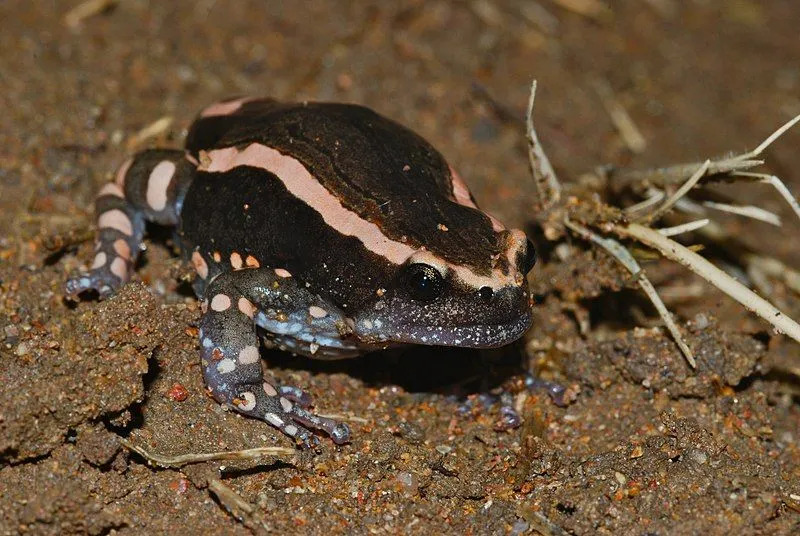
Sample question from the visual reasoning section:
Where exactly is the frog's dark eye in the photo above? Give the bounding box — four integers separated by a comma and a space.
479, 286, 494, 301
405, 263, 444, 302
523, 239, 537, 274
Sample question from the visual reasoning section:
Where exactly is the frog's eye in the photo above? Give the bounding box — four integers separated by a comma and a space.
523, 239, 537, 274
405, 263, 444, 302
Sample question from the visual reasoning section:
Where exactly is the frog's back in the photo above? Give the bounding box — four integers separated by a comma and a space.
179, 99, 503, 309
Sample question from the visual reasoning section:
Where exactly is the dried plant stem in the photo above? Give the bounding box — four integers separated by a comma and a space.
657, 219, 709, 237
612, 222, 800, 344
119, 438, 295, 469
564, 218, 696, 367
701, 201, 781, 226
744, 254, 800, 296
593, 78, 647, 153
640, 160, 710, 223
732, 172, 800, 224
527, 80, 561, 209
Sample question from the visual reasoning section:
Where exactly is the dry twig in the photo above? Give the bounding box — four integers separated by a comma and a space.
119, 438, 296, 469
564, 218, 696, 367
611, 223, 800, 345
64, 0, 117, 28
127, 116, 174, 149
639, 160, 710, 223
547, 0, 613, 22
701, 201, 781, 227
526, 81, 800, 364
527, 81, 562, 210
593, 78, 647, 154
657, 219, 709, 237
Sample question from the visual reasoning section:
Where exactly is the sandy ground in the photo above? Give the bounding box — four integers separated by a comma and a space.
1, 1, 799, 534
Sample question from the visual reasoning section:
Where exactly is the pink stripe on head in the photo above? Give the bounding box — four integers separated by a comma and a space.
115, 158, 134, 188
202, 144, 417, 265
199, 97, 254, 118
448, 166, 505, 232
146, 160, 176, 211
448, 166, 479, 209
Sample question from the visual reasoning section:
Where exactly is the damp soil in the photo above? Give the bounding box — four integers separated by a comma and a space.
1, 1, 800, 535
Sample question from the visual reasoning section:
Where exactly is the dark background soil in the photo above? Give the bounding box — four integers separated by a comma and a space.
1, 1, 799, 534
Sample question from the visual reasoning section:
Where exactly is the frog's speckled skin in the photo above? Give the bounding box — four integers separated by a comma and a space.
66, 98, 536, 447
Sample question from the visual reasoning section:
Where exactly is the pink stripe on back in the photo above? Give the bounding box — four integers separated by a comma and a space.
199, 97, 254, 118
202, 144, 417, 265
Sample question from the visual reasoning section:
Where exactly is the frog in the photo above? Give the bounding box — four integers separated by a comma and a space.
65, 97, 537, 447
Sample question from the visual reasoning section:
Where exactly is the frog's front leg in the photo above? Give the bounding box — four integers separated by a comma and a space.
199, 268, 353, 447
65, 149, 194, 298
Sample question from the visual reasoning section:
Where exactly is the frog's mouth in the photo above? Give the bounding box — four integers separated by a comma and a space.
352, 302, 532, 349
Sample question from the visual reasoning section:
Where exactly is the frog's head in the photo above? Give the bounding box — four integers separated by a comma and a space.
351, 222, 536, 349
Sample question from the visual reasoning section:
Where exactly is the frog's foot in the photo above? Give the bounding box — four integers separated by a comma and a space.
524, 374, 573, 407
199, 267, 352, 447
222, 380, 351, 448
65, 244, 132, 299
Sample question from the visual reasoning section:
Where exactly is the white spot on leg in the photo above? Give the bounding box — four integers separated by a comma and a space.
202, 337, 214, 348
265, 412, 284, 427
263, 382, 278, 396
146, 160, 176, 211
98, 209, 133, 236
238, 345, 260, 364
274, 268, 292, 278
216, 358, 236, 374
110, 257, 128, 280
192, 251, 209, 279
211, 294, 231, 312
98, 183, 125, 198
237, 391, 256, 411
308, 306, 327, 318
113, 239, 131, 260
284, 424, 298, 436
279, 397, 293, 412
238, 297, 256, 318
91, 252, 107, 269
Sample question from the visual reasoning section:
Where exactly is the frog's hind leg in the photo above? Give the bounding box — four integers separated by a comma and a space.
198, 268, 352, 447
65, 149, 194, 298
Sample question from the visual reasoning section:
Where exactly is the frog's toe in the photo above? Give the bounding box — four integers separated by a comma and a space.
277, 397, 351, 447
65, 268, 123, 300
278, 385, 313, 407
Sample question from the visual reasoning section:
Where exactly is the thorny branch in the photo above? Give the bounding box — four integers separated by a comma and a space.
526, 80, 800, 365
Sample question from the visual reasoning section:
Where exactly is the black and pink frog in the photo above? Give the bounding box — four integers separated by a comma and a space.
66, 98, 536, 447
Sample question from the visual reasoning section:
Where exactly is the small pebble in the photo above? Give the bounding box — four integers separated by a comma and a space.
435, 444, 452, 455
166, 383, 190, 402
